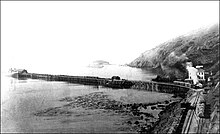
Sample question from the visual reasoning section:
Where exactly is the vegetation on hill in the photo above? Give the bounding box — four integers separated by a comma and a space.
129, 24, 219, 83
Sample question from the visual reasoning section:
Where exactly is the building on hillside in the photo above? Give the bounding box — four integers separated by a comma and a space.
185, 62, 206, 85
196, 66, 205, 80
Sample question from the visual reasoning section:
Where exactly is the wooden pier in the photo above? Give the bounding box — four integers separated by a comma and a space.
17, 72, 191, 96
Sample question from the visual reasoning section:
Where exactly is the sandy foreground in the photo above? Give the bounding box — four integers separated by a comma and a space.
1, 77, 180, 133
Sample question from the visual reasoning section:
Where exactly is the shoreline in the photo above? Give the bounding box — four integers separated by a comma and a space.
3, 72, 190, 133
33, 91, 182, 133
148, 100, 184, 133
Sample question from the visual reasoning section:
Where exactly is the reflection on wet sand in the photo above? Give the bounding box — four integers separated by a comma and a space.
1, 75, 178, 133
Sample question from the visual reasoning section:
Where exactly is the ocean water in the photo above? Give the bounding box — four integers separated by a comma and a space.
24, 64, 157, 81
1, 65, 174, 133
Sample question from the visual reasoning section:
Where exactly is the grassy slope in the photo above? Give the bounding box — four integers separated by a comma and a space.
129, 24, 219, 81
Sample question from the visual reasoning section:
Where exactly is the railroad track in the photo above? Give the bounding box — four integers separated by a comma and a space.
181, 90, 201, 133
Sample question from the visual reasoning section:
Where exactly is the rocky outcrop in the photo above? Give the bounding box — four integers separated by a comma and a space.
149, 101, 183, 133
129, 24, 219, 81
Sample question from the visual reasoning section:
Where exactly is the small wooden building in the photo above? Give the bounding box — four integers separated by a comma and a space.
17, 69, 28, 74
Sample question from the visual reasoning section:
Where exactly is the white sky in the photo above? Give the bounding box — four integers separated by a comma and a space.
1, 1, 219, 72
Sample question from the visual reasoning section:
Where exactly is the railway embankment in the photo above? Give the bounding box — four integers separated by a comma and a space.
198, 82, 219, 133
150, 82, 219, 134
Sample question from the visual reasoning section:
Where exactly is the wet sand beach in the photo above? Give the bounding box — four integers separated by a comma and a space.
1, 76, 180, 133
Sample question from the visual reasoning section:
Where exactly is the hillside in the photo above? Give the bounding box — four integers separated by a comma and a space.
129, 24, 219, 82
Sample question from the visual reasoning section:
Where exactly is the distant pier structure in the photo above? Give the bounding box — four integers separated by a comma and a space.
16, 70, 192, 97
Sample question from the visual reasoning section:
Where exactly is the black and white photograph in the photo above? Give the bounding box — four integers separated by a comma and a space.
1, 1, 219, 133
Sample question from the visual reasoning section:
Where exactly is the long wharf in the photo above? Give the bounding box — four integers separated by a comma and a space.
17, 72, 191, 97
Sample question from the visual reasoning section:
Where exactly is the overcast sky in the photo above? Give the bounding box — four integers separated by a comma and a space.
1, 1, 219, 72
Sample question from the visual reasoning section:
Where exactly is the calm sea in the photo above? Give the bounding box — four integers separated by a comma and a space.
1, 65, 173, 133
23, 64, 157, 81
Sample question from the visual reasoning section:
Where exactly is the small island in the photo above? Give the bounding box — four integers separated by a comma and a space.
93, 60, 110, 65
88, 60, 110, 68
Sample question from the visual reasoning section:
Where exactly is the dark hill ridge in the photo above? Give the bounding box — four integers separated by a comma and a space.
129, 24, 219, 82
